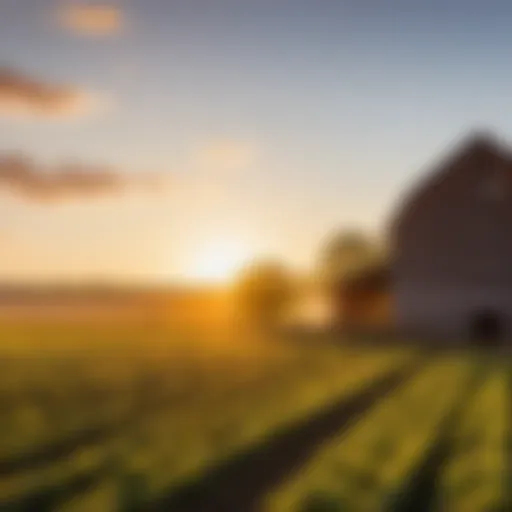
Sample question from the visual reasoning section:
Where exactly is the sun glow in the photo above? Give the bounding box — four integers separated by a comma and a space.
189, 239, 252, 283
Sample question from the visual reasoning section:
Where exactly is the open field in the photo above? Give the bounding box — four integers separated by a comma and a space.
0, 315, 510, 512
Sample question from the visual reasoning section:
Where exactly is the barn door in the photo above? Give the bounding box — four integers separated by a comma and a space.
470, 309, 503, 346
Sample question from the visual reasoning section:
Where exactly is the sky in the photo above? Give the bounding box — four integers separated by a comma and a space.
3, 0, 512, 283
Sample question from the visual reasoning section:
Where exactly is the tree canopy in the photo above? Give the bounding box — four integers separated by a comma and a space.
233, 260, 294, 328
318, 230, 384, 285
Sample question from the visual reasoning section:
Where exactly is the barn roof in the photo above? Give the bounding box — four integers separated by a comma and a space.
388, 129, 512, 240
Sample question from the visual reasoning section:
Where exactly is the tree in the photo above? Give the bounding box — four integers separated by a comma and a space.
233, 260, 294, 328
318, 230, 381, 286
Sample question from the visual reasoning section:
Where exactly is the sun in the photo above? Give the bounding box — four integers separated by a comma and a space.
189, 239, 251, 283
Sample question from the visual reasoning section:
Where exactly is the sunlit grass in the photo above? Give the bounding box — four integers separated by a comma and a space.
0, 318, 412, 509
437, 369, 509, 511
1, 316, 510, 511
266, 358, 474, 511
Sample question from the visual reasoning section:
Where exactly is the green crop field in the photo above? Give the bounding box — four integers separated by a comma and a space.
0, 319, 509, 512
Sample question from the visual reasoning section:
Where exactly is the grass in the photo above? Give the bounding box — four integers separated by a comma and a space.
265, 358, 474, 511
0, 319, 411, 511
437, 369, 509, 511
0, 317, 510, 511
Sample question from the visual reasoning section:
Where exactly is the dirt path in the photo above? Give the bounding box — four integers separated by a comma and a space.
147, 361, 422, 512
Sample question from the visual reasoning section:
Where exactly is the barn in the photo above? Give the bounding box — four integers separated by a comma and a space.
390, 130, 512, 343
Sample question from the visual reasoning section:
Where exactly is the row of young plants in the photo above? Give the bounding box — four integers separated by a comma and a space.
1, 343, 412, 510
265, 357, 474, 511
106, 345, 413, 510
435, 368, 509, 511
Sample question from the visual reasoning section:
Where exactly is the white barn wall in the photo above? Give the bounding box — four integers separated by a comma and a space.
394, 281, 512, 340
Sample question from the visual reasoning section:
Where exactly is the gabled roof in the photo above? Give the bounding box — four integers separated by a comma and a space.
388, 129, 512, 239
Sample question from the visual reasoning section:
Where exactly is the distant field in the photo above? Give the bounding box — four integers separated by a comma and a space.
0, 316, 508, 512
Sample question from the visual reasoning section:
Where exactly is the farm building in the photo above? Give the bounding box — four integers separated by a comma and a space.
342, 130, 512, 343
334, 264, 392, 332
393, 131, 512, 342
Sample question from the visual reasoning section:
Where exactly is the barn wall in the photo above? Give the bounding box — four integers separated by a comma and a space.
392, 137, 512, 342
395, 281, 512, 340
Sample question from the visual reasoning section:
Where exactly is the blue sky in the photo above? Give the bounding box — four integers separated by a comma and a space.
2, 0, 512, 282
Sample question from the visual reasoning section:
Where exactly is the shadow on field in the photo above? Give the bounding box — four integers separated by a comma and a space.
0, 369, 201, 512
0, 368, 178, 476
1, 463, 111, 512
281, 361, 489, 512
387, 365, 488, 512
143, 361, 422, 512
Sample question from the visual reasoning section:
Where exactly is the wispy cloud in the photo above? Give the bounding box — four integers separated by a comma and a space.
58, 2, 124, 37
0, 67, 101, 119
0, 153, 167, 203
